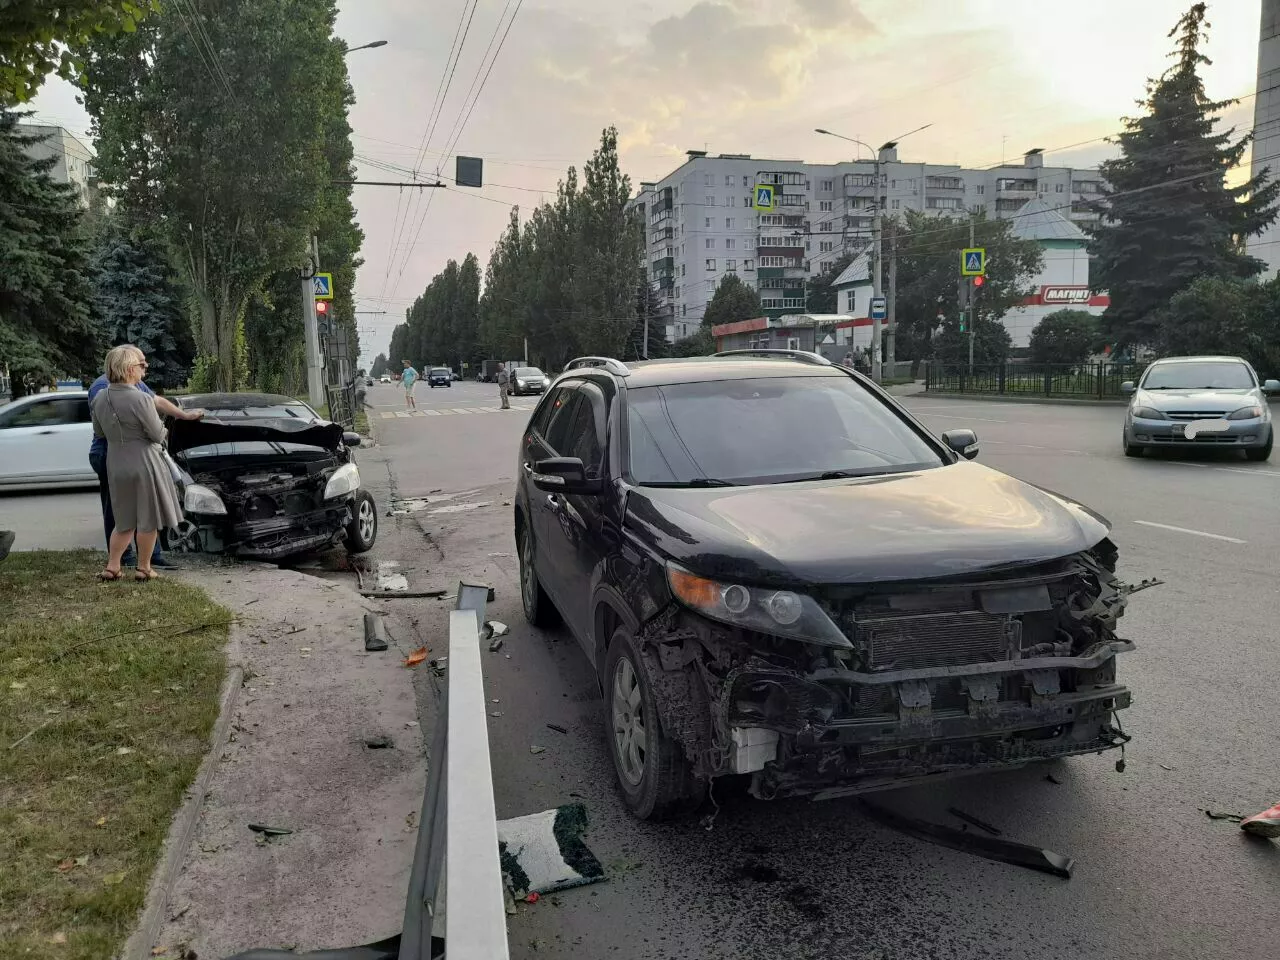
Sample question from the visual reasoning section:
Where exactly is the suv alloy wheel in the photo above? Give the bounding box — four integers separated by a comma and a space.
517, 522, 558, 627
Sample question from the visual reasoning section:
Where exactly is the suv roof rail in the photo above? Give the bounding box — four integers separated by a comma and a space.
712, 348, 832, 366
564, 356, 631, 376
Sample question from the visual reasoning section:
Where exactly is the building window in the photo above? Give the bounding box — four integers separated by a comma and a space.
891, 199, 900, 209
726, 259, 737, 271
725, 217, 734, 229
680, 243, 685, 255
705, 258, 716, 271
706, 238, 715, 249
724, 238, 735, 250
890, 180, 896, 189
724, 175, 734, 187
819, 221, 832, 232
805, 241, 811, 252
705, 217, 711, 228
976, 184, 985, 195
744, 259, 755, 271
704, 174, 713, 186
706, 195, 715, 206
682, 304, 687, 316
743, 196, 752, 207
819, 200, 832, 212
681, 263, 686, 276
820, 179, 833, 191
1056, 183, 1064, 192
820, 241, 833, 252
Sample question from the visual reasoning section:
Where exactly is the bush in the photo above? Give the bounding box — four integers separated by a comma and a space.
1028, 310, 1101, 365
931, 318, 1011, 366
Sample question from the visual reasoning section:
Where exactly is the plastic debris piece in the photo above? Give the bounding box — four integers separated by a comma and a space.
488, 637, 505, 652
404, 647, 428, 667
546, 723, 568, 735
1203, 809, 1246, 823
947, 807, 1002, 836
484, 620, 510, 638
247, 823, 293, 836
490, 711, 503, 718
363, 612, 389, 652
529, 745, 546, 755
525, 892, 540, 903
364, 735, 394, 749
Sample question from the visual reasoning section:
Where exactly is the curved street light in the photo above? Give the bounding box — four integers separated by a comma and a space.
346, 40, 388, 54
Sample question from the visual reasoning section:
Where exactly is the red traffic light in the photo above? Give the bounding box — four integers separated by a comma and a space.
315, 299, 329, 314
972, 275, 985, 287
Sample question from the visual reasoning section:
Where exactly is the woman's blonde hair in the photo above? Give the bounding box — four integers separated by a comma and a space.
105, 344, 144, 384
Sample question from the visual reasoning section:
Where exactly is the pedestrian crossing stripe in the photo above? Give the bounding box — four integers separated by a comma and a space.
379, 405, 536, 419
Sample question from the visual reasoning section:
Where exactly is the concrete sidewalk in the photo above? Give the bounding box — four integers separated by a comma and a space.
134, 565, 427, 960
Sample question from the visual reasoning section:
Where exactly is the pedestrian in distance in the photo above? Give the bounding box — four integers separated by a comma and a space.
90, 345, 186, 582
401, 360, 419, 410
496, 362, 511, 409
87, 344, 202, 569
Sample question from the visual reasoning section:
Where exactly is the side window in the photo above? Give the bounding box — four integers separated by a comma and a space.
566, 383, 605, 476
543, 389, 585, 454
0, 398, 68, 428
529, 386, 571, 440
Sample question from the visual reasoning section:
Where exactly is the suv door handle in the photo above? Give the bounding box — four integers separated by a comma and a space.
523, 462, 533, 473
546, 493, 562, 510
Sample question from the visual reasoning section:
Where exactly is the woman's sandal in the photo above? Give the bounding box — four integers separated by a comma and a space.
97, 569, 122, 582
134, 569, 161, 581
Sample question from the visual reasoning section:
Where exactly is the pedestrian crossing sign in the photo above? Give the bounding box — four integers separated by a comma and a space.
312, 272, 334, 300
961, 248, 986, 277
753, 184, 775, 211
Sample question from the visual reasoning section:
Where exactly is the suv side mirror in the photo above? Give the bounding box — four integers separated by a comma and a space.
533, 457, 602, 495
941, 428, 980, 460
343, 431, 362, 447
1120, 381, 1136, 394
1263, 379, 1280, 395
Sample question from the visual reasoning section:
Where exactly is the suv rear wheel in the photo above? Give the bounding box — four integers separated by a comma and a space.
604, 627, 705, 821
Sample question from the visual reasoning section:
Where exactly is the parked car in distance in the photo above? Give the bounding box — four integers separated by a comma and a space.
166, 393, 377, 561
380, 375, 392, 384
427, 367, 453, 388
515, 352, 1137, 820
365, 377, 373, 387
1121, 355, 1278, 461
0, 390, 97, 490
510, 366, 547, 396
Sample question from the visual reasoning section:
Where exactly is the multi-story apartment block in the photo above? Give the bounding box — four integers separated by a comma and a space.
631, 148, 1106, 343
17, 124, 96, 208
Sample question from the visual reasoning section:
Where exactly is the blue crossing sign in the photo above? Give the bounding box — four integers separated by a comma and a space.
869, 296, 887, 321
312, 272, 334, 300
960, 248, 986, 277
753, 184, 775, 211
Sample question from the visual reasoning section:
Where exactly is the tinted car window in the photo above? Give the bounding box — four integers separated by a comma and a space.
530, 386, 572, 439
515, 368, 543, 378
564, 386, 604, 474
1142, 361, 1255, 390
544, 390, 587, 454
0, 397, 89, 428
626, 376, 944, 485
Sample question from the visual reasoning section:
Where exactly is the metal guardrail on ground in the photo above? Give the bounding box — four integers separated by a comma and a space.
925, 362, 1146, 399
227, 582, 509, 960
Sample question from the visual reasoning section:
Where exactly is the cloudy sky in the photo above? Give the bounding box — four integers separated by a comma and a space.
29, 0, 1264, 367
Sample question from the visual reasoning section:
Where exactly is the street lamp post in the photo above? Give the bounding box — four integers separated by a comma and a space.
816, 124, 932, 383
345, 40, 388, 54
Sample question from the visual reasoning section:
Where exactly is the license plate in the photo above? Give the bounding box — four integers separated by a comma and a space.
1181, 419, 1229, 439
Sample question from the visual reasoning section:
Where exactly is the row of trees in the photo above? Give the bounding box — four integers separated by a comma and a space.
388, 128, 647, 373
1, 0, 364, 397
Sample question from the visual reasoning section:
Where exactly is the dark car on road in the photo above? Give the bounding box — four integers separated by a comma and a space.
167, 393, 377, 561
515, 352, 1137, 820
427, 367, 453, 388
510, 366, 547, 396
1121, 355, 1278, 461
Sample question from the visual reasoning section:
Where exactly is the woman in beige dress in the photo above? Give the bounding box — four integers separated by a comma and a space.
90, 345, 184, 581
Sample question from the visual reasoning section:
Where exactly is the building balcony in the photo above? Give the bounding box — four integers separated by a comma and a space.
996, 179, 1037, 193
651, 256, 674, 274
925, 177, 964, 191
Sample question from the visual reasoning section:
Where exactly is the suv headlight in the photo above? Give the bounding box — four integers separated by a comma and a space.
323, 463, 361, 500
1131, 405, 1165, 420
184, 483, 226, 516
666, 564, 850, 648
1227, 405, 1263, 420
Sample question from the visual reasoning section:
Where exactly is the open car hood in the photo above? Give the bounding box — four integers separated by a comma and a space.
168, 417, 346, 455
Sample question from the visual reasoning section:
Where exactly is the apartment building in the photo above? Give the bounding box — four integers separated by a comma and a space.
632, 148, 1105, 343
17, 124, 96, 208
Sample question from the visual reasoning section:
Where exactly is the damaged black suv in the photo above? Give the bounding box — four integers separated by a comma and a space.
166, 393, 378, 561
515, 352, 1136, 820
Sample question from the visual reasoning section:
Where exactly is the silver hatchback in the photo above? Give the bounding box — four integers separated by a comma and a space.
1122, 356, 1279, 461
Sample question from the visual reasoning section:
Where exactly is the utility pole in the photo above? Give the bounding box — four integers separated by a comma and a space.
871, 152, 883, 382
642, 285, 650, 359
302, 235, 324, 407
968, 217, 976, 372
886, 218, 898, 370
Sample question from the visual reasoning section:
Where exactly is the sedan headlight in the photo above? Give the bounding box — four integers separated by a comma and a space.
666, 564, 850, 648
1131, 406, 1166, 420
184, 483, 227, 516
1228, 405, 1264, 420
323, 463, 361, 500
517, 379, 527, 387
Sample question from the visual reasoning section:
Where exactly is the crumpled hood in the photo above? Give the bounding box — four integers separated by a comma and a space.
168, 417, 345, 455
623, 460, 1111, 585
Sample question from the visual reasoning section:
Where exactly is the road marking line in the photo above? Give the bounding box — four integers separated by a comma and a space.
395, 412, 411, 418
450, 408, 472, 414
1133, 520, 1246, 544
1211, 466, 1280, 478
424, 409, 442, 416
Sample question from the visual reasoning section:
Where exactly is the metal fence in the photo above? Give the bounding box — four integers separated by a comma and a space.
926, 362, 1146, 399
325, 382, 358, 428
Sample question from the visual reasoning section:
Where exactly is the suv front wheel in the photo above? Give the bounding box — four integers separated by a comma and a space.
517, 522, 558, 627
604, 627, 705, 821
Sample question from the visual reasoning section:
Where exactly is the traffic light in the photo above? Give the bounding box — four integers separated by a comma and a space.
957, 276, 971, 309
315, 298, 331, 335
315, 299, 329, 315
959, 315, 967, 333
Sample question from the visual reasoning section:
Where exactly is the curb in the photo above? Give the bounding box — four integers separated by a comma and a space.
921, 392, 1127, 407
121, 661, 244, 960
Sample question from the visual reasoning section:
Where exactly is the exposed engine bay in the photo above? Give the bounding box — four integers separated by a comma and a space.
635, 541, 1152, 800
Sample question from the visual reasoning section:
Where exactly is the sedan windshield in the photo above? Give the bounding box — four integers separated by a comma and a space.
626, 376, 945, 485
431, 368, 450, 376
516, 368, 543, 378
1142, 362, 1254, 390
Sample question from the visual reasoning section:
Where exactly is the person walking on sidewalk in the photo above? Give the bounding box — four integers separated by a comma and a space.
401, 360, 419, 410
496, 362, 511, 410
88, 345, 202, 569
90, 346, 186, 582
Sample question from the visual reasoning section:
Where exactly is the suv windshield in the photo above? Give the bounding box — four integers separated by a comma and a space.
1142, 361, 1254, 390
626, 376, 945, 485
516, 368, 543, 378
198, 404, 316, 419
431, 368, 450, 376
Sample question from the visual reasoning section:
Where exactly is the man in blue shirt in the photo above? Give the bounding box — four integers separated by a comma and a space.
87, 362, 203, 568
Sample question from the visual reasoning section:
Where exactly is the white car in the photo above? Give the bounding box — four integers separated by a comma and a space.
0, 390, 98, 489
379, 375, 391, 383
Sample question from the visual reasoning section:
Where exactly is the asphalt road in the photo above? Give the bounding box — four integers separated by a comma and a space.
366, 380, 1280, 960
